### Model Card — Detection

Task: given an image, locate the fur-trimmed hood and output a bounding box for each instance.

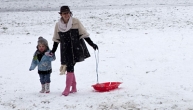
[52,17,90,43]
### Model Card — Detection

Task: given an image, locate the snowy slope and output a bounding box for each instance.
[1,0,193,110]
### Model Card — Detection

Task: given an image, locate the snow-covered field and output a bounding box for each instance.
[1,0,193,109]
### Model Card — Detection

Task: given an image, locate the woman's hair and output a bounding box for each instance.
[60,11,73,17]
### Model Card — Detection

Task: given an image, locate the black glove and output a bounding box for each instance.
[49,51,54,55]
[92,44,98,50]
[50,42,59,54]
[84,37,98,50]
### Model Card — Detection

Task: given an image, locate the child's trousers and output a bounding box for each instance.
[39,73,51,84]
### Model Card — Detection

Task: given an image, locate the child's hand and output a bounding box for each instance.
[45,52,53,56]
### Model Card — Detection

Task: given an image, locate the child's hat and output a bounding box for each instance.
[38,36,48,46]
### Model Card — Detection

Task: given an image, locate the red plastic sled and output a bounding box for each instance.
[92,82,122,92]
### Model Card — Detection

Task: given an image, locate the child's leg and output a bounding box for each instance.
[39,73,45,93]
[45,73,51,93]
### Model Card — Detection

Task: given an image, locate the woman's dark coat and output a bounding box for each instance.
[52,17,91,65]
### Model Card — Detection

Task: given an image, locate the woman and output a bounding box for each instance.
[50,6,98,96]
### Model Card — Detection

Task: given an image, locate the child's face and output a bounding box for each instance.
[38,44,46,53]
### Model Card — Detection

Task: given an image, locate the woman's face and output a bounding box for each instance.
[61,12,71,23]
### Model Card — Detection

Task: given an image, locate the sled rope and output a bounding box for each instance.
[94,49,99,83]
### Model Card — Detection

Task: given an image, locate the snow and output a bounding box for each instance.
[1,0,193,109]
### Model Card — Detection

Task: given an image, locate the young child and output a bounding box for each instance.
[29,37,56,93]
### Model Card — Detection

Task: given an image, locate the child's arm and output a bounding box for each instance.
[49,53,56,61]
[29,52,38,71]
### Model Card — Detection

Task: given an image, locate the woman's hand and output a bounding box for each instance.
[92,44,98,50]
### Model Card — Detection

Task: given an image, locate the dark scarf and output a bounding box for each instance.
[37,50,46,62]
